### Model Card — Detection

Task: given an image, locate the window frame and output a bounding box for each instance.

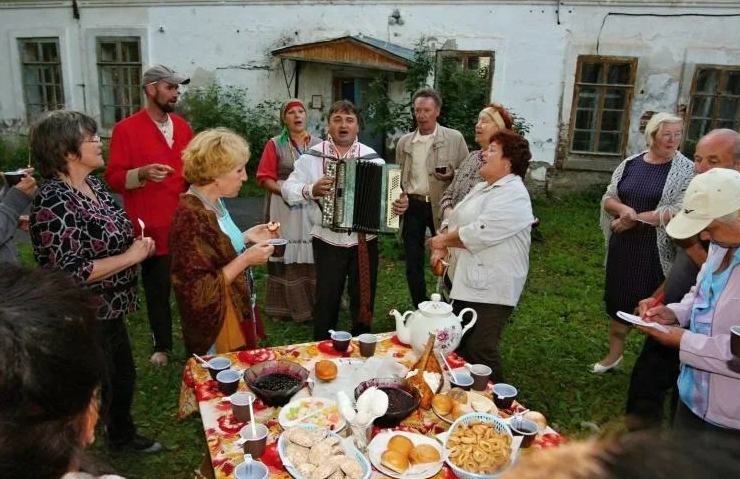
[684,64,740,147]
[17,37,65,122]
[435,50,494,100]
[567,55,637,158]
[96,36,143,128]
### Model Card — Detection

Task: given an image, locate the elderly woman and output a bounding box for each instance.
[0,265,127,479]
[594,113,694,373]
[439,103,513,221]
[256,99,321,323]
[170,128,274,356]
[28,110,159,453]
[428,129,533,383]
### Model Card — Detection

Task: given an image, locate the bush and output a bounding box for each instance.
[0,135,31,172]
[177,83,282,193]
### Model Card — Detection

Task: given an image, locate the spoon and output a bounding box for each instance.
[192,353,210,367]
[438,351,461,383]
[137,218,145,239]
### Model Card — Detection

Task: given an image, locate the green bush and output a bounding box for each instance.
[0,135,31,172]
[177,83,282,196]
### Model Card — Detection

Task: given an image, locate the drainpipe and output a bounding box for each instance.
[72,0,88,114]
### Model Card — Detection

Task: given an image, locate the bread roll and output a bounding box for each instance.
[450,402,473,421]
[523,411,548,431]
[387,435,414,456]
[381,449,409,473]
[409,444,441,465]
[432,394,453,416]
[315,360,338,381]
[447,387,468,405]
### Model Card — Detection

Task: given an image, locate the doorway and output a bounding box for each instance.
[333,76,385,156]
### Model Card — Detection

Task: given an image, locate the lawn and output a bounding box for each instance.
[18,188,648,478]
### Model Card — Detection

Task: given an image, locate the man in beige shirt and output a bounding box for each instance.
[396,88,468,307]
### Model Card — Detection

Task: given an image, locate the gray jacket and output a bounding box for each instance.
[0,186,32,264]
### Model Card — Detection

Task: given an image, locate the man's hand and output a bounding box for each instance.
[311,175,334,198]
[392,192,409,216]
[17,215,30,232]
[13,169,37,197]
[636,324,685,349]
[138,164,174,183]
[641,305,679,325]
[433,163,455,181]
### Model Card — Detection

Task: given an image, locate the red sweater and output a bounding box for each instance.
[104,109,193,255]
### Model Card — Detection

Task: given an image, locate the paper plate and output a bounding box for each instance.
[277,397,346,432]
[368,431,445,479]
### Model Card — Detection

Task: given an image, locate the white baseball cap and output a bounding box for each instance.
[666,168,740,239]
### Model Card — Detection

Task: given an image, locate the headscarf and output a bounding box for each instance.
[480,106,507,130]
[276,99,307,147]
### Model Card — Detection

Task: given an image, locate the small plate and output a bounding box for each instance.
[433,390,497,424]
[278,397,346,432]
[616,311,669,333]
[368,431,445,479]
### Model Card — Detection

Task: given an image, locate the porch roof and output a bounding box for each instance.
[271,35,415,72]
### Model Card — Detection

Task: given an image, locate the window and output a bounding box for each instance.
[686,66,740,144]
[18,38,65,122]
[97,37,142,128]
[569,56,637,156]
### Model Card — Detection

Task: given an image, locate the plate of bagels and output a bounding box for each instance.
[368,431,446,479]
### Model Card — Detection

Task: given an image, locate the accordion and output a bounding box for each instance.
[320,157,402,234]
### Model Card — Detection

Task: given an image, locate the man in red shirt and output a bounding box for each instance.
[105,64,193,367]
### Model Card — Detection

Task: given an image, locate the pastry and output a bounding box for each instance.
[315,360,338,381]
[408,444,441,465]
[311,463,337,479]
[339,457,364,479]
[381,449,409,474]
[523,411,548,431]
[297,464,317,477]
[267,221,281,232]
[447,387,468,405]
[286,443,310,466]
[432,394,453,416]
[450,402,473,421]
[387,435,414,456]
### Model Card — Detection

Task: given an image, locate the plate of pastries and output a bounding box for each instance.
[368,431,445,479]
[431,388,497,424]
[278,425,370,479]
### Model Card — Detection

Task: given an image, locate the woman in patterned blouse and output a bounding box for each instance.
[29,110,161,454]
[438,103,513,223]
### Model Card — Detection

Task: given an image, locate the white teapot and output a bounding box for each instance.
[390,293,477,357]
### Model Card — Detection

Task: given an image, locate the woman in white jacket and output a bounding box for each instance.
[428,129,533,383]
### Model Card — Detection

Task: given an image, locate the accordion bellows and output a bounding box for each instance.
[322,158,402,234]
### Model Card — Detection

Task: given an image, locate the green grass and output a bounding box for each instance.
[17,189,649,478]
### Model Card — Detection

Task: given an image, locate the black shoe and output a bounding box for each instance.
[109,433,163,454]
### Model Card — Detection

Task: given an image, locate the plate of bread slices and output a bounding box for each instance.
[432,388,497,424]
[368,431,446,479]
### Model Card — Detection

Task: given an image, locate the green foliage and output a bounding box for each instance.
[177,82,282,181]
[0,135,31,172]
[437,61,489,147]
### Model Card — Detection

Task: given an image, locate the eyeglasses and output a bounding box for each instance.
[82,135,101,144]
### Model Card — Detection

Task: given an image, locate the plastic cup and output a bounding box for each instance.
[2,170,26,186]
[234,454,269,479]
[268,238,288,258]
[216,369,241,396]
[358,333,378,357]
[492,383,518,409]
[331,331,352,352]
[238,423,269,458]
[449,370,474,391]
[208,357,231,380]
[469,364,492,391]
[731,326,740,357]
[231,391,256,423]
[509,416,539,448]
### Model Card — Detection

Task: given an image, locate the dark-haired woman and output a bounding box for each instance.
[428,129,533,383]
[28,110,161,454]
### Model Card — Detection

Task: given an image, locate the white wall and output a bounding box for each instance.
[1,1,739,175]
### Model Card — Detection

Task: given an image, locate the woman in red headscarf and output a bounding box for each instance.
[256,99,322,323]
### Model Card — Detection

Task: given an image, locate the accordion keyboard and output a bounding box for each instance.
[385,168,402,229]
[321,160,337,227]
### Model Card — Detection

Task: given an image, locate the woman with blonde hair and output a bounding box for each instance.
[170,128,275,355]
[593,112,693,373]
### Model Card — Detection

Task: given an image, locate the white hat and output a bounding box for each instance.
[666,168,740,239]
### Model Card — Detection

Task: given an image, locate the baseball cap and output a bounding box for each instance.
[666,168,740,239]
[142,64,190,86]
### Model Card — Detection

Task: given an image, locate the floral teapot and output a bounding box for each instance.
[390,293,477,357]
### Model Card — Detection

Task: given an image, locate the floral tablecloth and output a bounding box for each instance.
[178,333,562,479]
